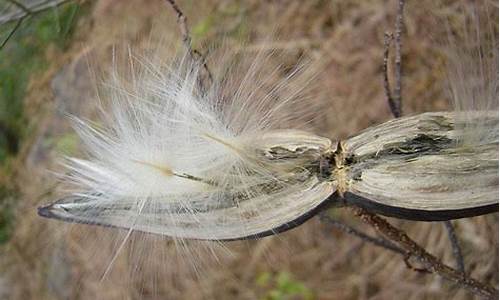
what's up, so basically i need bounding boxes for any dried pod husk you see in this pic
[37,47,341,241]
[340,111,498,220]
[39,130,336,240]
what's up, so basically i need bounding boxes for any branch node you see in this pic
[404,253,431,274]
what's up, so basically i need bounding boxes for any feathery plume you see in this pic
[444,1,498,146]
[38,48,336,241]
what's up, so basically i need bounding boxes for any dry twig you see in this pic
[0,0,74,50]
[383,32,394,114]
[354,207,498,299]
[383,0,405,118]
[383,0,468,282]
[0,17,22,50]
[0,0,72,25]
[444,221,466,274]
[319,213,404,254]
[393,0,404,117]
[8,0,32,14]
[164,0,213,91]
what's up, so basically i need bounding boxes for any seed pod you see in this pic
[38,2,499,240]
[39,130,337,240]
[340,111,498,221]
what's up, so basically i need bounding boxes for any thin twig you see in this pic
[164,0,191,52]
[164,0,213,91]
[383,0,467,280]
[0,0,72,25]
[0,17,23,50]
[383,0,405,118]
[7,0,33,15]
[444,221,466,274]
[319,213,404,254]
[353,207,498,299]
[0,0,75,50]
[383,32,394,115]
[392,0,405,118]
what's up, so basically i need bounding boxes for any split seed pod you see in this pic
[38,5,498,240]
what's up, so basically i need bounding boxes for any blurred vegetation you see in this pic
[256,271,315,300]
[53,131,79,155]
[0,185,17,244]
[0,1,86,245]
[191,1,248,46]
[0,1,83,163]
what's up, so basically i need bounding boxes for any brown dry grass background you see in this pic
[1,0,498,299]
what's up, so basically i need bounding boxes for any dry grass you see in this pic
[1,0,497,299]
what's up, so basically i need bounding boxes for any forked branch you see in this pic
[353,208,498,299]
[382,0,468,284]
[1,0,74,50]
[319,212,404,254]
[0,0,72,25]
